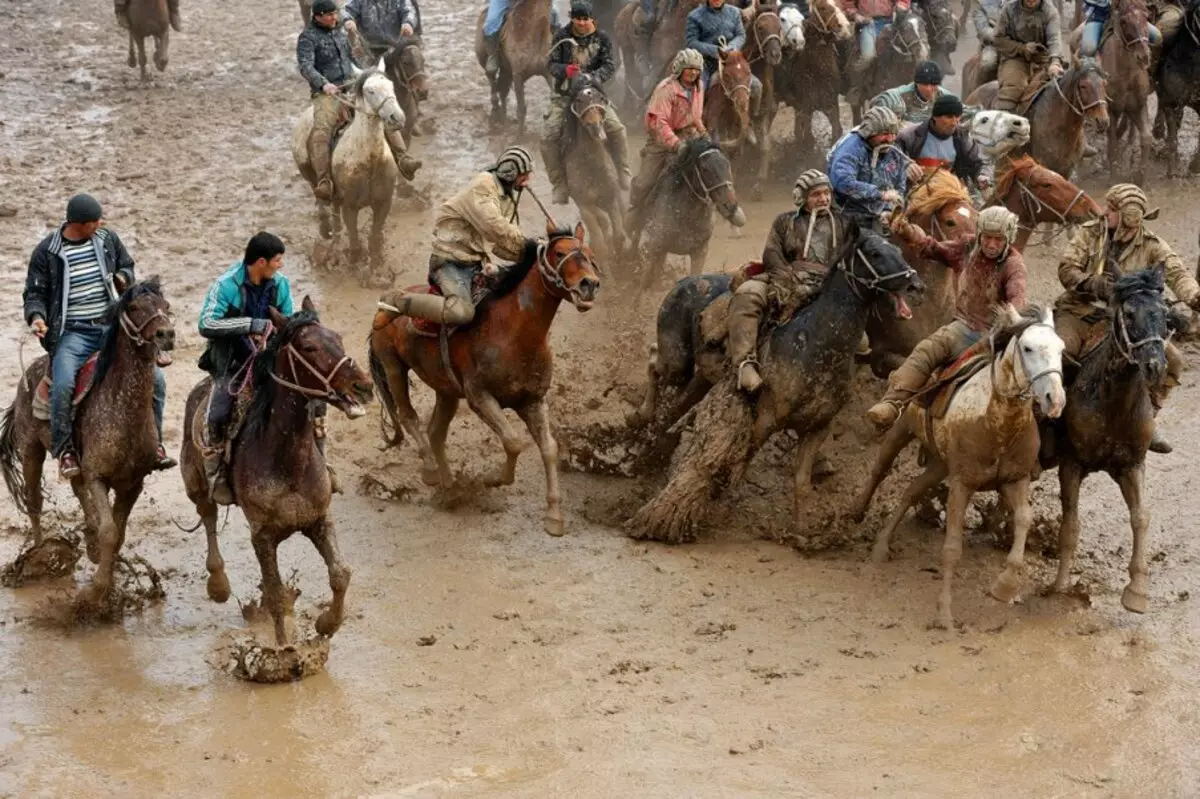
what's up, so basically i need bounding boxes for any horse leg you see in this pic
[199,493,229,602]
[466,388,526,487]
[578,205,610,265]
[251,529,292,644]
[515,77,528,135]
[1116,463,1151,613]
[367,199,392,285]
[305,515,351,636]
[70,478,101,564]
[626,345,662,427]
[871,452,947,564]
[688,241,710,276]
[1164,107,1181,179]
[989,477,1031,603]
[1052,458,1084,593]
[935,479,972,630]
[343,206,364,266]
[19,438,46,546]
[426,392,459,487]
[850,419,915,524]
[516,400,565,537]
[154,31,169,72]
[137,36,149,81]
[381,357,442,485]
[1108,111,1121,181]
[127,31,137,69]
[75,480,120,610]
[790,426,830,529]
[110,479,144,553]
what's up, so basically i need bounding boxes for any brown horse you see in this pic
[383,34,430,145]
[564,84,627,262]
[743,2,785,196]
[1098,0,1154,181]
[180,297,375,645]
[703,50,756,152]
[967,60,1110,178]
[125,0,172,80]
[777,0,854,157]
[368,224,601,537]
[0,280,175,610]
[474,0,552,131]
[960,52,995,100]
[614,0,704,104]
[990,154,1102,252]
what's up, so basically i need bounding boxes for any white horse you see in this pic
[851,305,1067,629]
[779,5,806,52]
[969,110,1032,159]
[291,63,406,287]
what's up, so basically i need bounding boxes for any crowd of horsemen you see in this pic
[23,0,1198,507]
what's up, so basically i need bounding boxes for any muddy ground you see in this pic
[2,0,1200,796]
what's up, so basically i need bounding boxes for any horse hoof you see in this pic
[74,583,108,612]
[1121,586,1149,614]
[869,543,889,563]
[625,409,647,428]
[544,515,566,538]
[207,571,231,603]
[315,610,342,637]
[420,467,442,487]
[127,54,137,68]
[989,573,1021,604]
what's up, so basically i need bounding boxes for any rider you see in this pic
[684,0,763,122]
[197,233,303,504]
[868,60,954,125]
[543,0,631,205]
[341,0,418,61]
[483,0,561,79]
[626,48,707,234]
[827,105,908,230]
[1080,0,1161,57]
[894,93,991,194]
[729,170,844,394]
[993,0,1066,113]
[1149,0,1184,54]
[23,194,173,480]
[844,0,914,102]
[115,0,181,32]
[1054,183,1199,453]
[298,0,422,203]
[378,146,538,327]
[972,0,1005,83]
[865,206,1027,428]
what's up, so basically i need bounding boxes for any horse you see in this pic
[626,224,925,543]
[1040,269,1175,615]
[563,84,627,263]
[921,0,959,75]
[1155,0,1200,177]
[291,67,405,288]
[0,280,176,610]
[382,34,430,145]
[1093,0,1154,181]
[966,59,1110,178]
[776,0,854,157]
[179,297,375,646]
[853,11,929,123]
[630,137,747,288]
[850,305,1066,629]
[474,0,553,131]
[367,223,601,538]
[866,169,977,378]
[741,2,785,197]
[614,0,704,105]
[125,0,171,80]
[990,153,1102,252]
[703,50,757,154]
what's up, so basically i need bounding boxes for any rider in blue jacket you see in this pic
[827,105,908,229]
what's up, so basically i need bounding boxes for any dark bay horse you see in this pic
[563,84,627,262]
[0,280,175,610]
[1155,0,1200,176]
[1040,269,1176,614]
[1099,0,1154,180]
[967,60,1110,177]
[368,224,601,537]
[627,225,924,543]
[614,0,704,103]
[473,0,552,131]
[383,34,430,144]
[126,0,173,80]
[990,154,1102,252]
[854,12,929,123]
[742,3,784,196]
[777,0,854,157]
[180,297,375,646]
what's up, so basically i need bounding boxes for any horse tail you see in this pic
[0,404,27,516]
[367,344,405,449]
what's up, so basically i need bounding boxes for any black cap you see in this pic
[312,0,338,15]
[66,193,103,224]
[931,93,964,118]
[570,0,594,17]
[914,60,943,85]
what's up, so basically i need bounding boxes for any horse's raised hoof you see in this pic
[989,571,1022,604]
[74,582,109,614]
[624,408,648,428]
[314,609,342,637]
[1122,586,1149,614]
[207,571,231,603]
[84,531,101,564]
[544,514,566,538]
[127,53,137,68]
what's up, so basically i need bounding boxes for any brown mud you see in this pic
[2,0,1200,795]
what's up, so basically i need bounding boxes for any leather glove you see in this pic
[1047,61,1064,78]
[1081,274,1114,300]
[1023,41,1046,59]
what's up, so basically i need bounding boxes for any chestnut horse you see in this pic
[368,223,601,537]
[742,2,785,197]
[1098,0,1154,181]
[704,50,756,153]
[990,154,1102,252]
[473,0,552,131]
[126,0,172,80]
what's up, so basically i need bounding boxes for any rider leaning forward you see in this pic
[298,0,422,203]
[1054,183,1199,453]
[827,105,909,231]
[542,0,630,205]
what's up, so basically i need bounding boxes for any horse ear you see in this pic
[574,220,586,243]
[377,57,386,73]
[545,219,556,237]
[1042,305,1054,326]
[268,305,286,329]
[301,295,317,313]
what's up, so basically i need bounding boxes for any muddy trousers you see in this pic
[308,94,342,192]
[728,279,770,373]
[383,259,480,326]
[541,98,631,195]
[995,57,1036,112]
[1056,308,1183,406]
[879,320,981,405]
[626,139,674,236]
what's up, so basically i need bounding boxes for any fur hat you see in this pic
[977,206,1019,244]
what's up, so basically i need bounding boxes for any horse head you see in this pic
[354,68,407,131]
[750,3,784,65]
[969,110,1031,158]
[805,0,852,41]
[1067,59,1110,132]
[888,10,929,63]
[994,304,1066,418]
[384,35,429,101]
[264,296,374,418]
[716,50,754,134]
[1109,267,1170,385]
[905,170,977,241]
[841,222,924,319]
[539,220,601,311]
[779,5,806,52]
[675,137,746,227]
[569,82,610,141]
[1115,0,1153,66]
[107,278,176,367]
[997,155,1101,226]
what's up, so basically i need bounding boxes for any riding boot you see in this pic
[484,33,502,78]
[606,127,632,191]
[203,445,234,506]
[167,0,182,31]
[727,293,765,394]
[865,360,927,429]
[540,137,571,205]
[114,0,131,29]
[385,128,423,180]
[310,131,335,202]
[379,290,448,323]
[1147,378,1175,454]
[845,57,871,112]
[312,415,343,495]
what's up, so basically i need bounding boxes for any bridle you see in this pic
[844,245,917,299]
[805,0,847,38]
[570,89,608,124]
[989,321,1063,401]
[1050,68,1108,118]
[1112,293,1169,365]
[120,306,171,349]
[387,44,427,96]
[888,14,926,58]
[1113,4,1151,52]
[681,147,734,203]
[1013,164,1088,227]
[716,48,752,101]
[746,10,783,63]
[536,233,599,305]
[270,331,355,402]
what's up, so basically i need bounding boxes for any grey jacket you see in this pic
[994,0,1066,63]
[684,4,746,73]
[340,0,418,51]
[297,20,357,94]
[971,0,1004,40]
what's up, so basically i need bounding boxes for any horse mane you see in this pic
[243,309,321,439]
[669,137,720,176]
[353,67,384,97]
[992,154,1037,200]
[905,169,972,218]
[1067,57,1108,88]
[989,304,1046,354]
[94,277,163,386]
[471,237,546,318]
[1112,266,1165,304]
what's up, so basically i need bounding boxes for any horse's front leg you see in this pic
[75,480,119,611]
[426,392,460,488]
[1116,462,1151,613]
[154,30,169,72]
[688,240,710,276]
[517,400,565,537]
[342,205,364,266]
[990,477,1032,603]
[19,437,46,545]
[305,515,351,636]
[466,387,526,487]
[515,77,529,135]
[1052,458,1084,593]
[110,478,144,554]
[381,356,444,486]
[366,197,393,286]
[935,479,973,629]
[790,426,830,529]
[127,32,138,69]
[137,36,149,81]
[251,528,293,645]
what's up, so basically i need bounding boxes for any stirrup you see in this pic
[736,357,762,392]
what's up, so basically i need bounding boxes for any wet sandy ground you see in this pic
[2,0,1200,796]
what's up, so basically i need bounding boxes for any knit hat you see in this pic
[66,193,103,224]
[859,105,900,138]
[1105,183,1147,212]
[672,48,704,77]
[570,0,594,17]
[914,60,943,85]
[977,206,1019,244]
[311,0,338,15]
[792,169,831,206]
[492,145,535,183]
[930,93,963,118]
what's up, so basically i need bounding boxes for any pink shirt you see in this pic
[644,76,705,150]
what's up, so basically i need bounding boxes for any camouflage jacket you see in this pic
[1057,219,1198,312]
[994,0,1066,63]
[297,21,357,94]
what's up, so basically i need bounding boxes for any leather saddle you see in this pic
[31,353,100,422]
[699,261,764,347]
[404,272,494,338]
[919,346,991,420]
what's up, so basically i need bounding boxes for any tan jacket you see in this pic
[431,171,527,265]
[993,0,1065,63]
[1057,219,1198,310]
